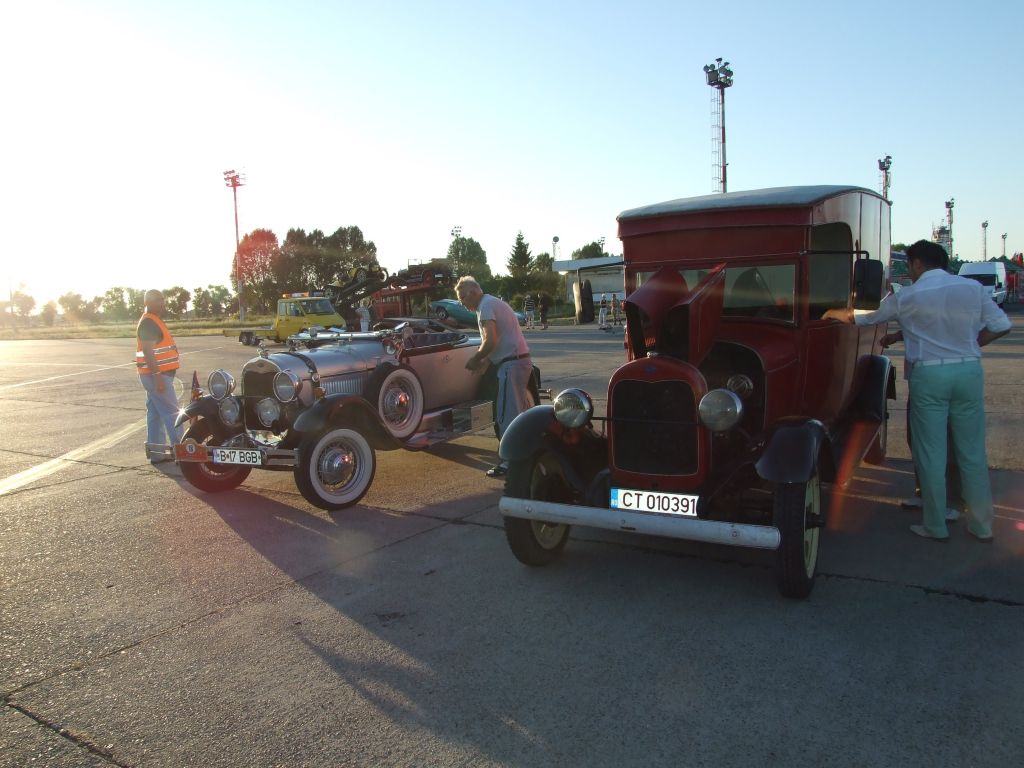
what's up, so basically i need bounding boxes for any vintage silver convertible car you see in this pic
[163,324,540,510]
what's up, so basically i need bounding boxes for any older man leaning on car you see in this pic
[455,276,532,478]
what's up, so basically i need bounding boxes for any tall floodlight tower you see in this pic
[878,155,892,200]
[703,58,734,193]
[552,235,559,261]
[982,220,989,260]
[1002,233,1007,258]
[223,170,246,321]
[945,199,955,260]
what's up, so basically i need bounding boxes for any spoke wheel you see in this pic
[178,419,251,493]
[295,427,376,510]
[369,366,424,441]
[773,471,821,599]
[503,451,571,566]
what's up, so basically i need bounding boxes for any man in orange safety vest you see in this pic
[136,289,184,463]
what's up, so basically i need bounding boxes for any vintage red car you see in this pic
[497,185,893,598]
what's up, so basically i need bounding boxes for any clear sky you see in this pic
[2,0,1021,309]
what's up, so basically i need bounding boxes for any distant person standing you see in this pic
[455,276,532,478]
[523,293,536,329]
[611,294,621,326]
[538,293,550,330]
[356,299,371,332]
[598,293,609,328]
[825,239,1011,542]
[136,289,184,463]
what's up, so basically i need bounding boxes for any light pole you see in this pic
[982,220,988,261]
[877,155,892,200]
[598,236,605,255]
[1002,233,1007,258]
[703,58,734,193]
[945,199,955,260]
[223,170,246,321]
[552,236,559,261]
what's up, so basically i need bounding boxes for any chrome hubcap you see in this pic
[317,443,357,490]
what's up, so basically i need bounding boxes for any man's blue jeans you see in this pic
[140,373,184,453]
[909,360,994,539]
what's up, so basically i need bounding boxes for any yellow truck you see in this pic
[226,293,347,345]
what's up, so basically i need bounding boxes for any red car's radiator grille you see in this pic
[611,380,698,475]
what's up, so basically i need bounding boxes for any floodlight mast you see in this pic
[945,199,955,260]
[223,170,246,321]
[704,58,734,193]
[982,220,988,261]
[877,155,892,200]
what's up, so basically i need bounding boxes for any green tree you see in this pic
[40,301,58,327]
[533,251,554,273]
[101,288,129,320]
[126,288,145,317]
[13,291,35,320]
[571,241,606,260]
[163,287,190,317]
[506,231,533,295]
[58,292,87,323]
[206,285,232,316]
[447,235,491,283]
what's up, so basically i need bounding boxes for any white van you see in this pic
[958,261,1007,307]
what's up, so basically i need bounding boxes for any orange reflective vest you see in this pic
[135,313,180,375]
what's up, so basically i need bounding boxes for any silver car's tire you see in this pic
[295,427,376,510]
[178,419,251,493]
[370,365,424,441]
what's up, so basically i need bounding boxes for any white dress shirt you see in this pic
[854,268,1011,364]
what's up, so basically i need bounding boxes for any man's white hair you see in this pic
[455,276,481,293]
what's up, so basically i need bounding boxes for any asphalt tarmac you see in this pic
[1,316,1022,768]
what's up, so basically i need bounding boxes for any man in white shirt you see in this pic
[825,240,1011,542]
[455,276,533,478]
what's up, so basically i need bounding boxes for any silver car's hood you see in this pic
[243,340,395,382]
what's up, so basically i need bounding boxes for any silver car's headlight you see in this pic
[217,396,242,426]
[698,389,743,432]
[273,370,301,403]
[256,397,281,428]
[208,369,234,401]
[553,388,593,428]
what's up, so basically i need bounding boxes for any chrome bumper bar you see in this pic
[499,497,781,550]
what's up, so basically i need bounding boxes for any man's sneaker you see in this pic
[900,496,923,509]
[485,463,508,478]
[945,508,961,522]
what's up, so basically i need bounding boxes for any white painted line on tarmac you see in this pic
[0,348,226,392]
[0,418,147,496]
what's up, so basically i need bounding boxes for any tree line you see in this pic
[4,223,612,325]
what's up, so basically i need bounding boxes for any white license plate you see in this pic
[211,448,262,466]
[610,488,699,517]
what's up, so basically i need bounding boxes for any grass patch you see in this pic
[0,315,276,341]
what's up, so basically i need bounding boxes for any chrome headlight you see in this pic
[217,396,242,426]
[256,397,281,428]
[273,370,301,403]
[698,389,743,432]
[553,388,593,428]
[207,369,234,401]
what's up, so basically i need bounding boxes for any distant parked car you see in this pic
[430,298,526,328]
[393,260,454,288]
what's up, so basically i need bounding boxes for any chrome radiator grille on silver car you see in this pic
[611,379,698,475]
[321,372,367,396]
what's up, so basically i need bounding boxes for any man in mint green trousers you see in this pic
[825,240,1011,542]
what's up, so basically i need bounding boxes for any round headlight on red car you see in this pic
[553,388,593,428]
